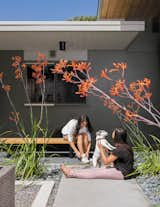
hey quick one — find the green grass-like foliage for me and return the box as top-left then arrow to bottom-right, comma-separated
119,116 -> 160,176
0,120 -> 53,180
135,150 -> 160,176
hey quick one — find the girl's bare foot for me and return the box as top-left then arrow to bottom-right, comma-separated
60,164 -> 71,177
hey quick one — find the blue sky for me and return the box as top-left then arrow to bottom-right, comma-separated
0,0 -> 98,21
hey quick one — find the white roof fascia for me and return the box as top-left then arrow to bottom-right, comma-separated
0,21 -> 145,32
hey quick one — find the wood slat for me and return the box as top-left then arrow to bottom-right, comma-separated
99,0 -> 160,20
0,138 -> 70,145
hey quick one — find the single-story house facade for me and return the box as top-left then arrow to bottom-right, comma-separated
0,0 -> 160,138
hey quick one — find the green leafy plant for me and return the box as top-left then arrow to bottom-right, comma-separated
134,149 -> 160,176
119,116 -> 160,176
0,127 -> 53,179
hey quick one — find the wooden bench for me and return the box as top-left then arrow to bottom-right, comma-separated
0,137 -> 74,157
0,137 -> 70,144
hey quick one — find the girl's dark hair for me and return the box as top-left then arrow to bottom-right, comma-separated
75,114 -> 93,136
113,128 -> 127,144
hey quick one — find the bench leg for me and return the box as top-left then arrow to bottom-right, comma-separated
69,146 -> 74,158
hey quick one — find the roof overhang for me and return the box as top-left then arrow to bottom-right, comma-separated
98,0 -> 160,20
0,21 -> 145,50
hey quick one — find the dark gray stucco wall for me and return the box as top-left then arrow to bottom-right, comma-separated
0,32 -> 160,139
0,50 -> 25,134
87,32 -> 160,137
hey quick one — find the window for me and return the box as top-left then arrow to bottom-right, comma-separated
27,64 -> 86,104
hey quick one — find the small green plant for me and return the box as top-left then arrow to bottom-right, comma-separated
119,116 -> 160,176
135,150 -> 160,176
1,127 -> 54,179
4,121 -> 51,179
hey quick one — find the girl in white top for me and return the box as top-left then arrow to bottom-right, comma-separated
61,115 -> 93,163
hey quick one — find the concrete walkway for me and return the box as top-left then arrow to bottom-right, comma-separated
53,176 -> 151,207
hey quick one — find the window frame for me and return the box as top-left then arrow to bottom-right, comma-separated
24,61 -> 87,106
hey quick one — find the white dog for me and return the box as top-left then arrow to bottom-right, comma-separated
92,130 -> 116,167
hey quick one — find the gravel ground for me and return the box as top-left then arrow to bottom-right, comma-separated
136,174 -> 160,205
15,184 -> 41,207
134,152 -> 160,206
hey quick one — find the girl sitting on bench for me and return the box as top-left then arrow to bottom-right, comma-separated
61,114 -> 93,163
61,128 -> 134,180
